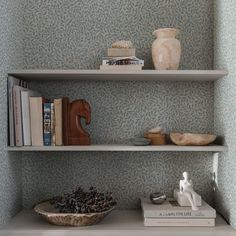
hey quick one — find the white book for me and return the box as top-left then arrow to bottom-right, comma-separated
13,85 -> 28,146
141,198 -> 216,218
100,65 -> 143,71
144,217 -> 215,227
29,97 -> 44,146
21,90 -> 40,146
8,76 -> 20,146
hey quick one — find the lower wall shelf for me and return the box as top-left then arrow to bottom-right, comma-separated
1,210 -> 234,236
6,144 -> 227,152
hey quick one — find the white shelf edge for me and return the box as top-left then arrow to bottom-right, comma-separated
6,144 -> 227,152
1,210 -> 234,236
8,69 -> 228,81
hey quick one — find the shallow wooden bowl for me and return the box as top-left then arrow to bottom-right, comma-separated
170,133 -> 217,146
34,201 -> 114,226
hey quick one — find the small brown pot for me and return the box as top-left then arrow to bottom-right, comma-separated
144,133 -> 166,145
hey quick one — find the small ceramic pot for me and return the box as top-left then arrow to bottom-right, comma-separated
152,28 -> 181,70
150,192 -> 167,204
144,133 -> 166,145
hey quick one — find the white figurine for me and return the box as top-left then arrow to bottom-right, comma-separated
174,172 -> 202,211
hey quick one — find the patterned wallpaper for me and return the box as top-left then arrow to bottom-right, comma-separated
3,0 -> 236,228
0,0 -> 24,226
23,0 -> 213,70
214,0 -> 236,228
21,0 -> 215,209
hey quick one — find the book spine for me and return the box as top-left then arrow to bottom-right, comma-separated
102,59 -> 144,66
100,65 -> 143,71
13,86 -> 23,146
143,210 -> 216,218
54,99 -> 63,146
144,218 -> 215,227
51,103 -> 56,146
43,103 -> 51,146
30,97 -> 43,146
62,97 -> 69,145
21,91 -> 31,146
8,76 -> 20,146
107,48 -> 135,57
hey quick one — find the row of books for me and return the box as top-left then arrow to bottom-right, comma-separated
141,197 -> 216,227
8,76 -> 64,146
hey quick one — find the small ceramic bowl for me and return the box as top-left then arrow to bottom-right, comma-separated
131,138 -> 151,146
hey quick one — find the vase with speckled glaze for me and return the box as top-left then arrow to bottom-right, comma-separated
152,28 -> 181,70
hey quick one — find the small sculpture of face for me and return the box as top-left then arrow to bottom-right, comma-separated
183,171 -> 189,179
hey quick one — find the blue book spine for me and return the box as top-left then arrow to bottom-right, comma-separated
43,103 -> 51,146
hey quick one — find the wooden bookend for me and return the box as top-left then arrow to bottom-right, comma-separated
63,98 -> 91,145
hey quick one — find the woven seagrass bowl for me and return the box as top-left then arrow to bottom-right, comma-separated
34,201 -> 114,226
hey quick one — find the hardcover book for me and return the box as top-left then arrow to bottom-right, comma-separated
51,103 -> 56,146
8,76 -> 20,146
144,217 -> 215,227
43,103 -> 51,146
102,56 -> 144,66
21,89 -> 40,146
62,97 -> 69,145
100,65 -> 143,71
141,198 -> 216,218
29,97 -> 45,146
13,85 -> 28,146
54,98 -> 63,146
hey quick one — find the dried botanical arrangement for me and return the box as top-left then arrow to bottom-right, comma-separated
50,186 -> 116,213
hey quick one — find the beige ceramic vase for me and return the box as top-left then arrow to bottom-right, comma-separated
152,28 -> 181,70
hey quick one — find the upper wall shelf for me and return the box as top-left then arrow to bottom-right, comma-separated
6,144 -> 227,152
9,70 -> 228,81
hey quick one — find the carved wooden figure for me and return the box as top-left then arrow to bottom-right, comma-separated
62,98 -> 91,145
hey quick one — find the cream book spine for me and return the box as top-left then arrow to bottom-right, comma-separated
21,90 -> 40,146
29,97 -> 43,146
13,85 -> 27,146
54,98 -> 63,146
144,218 -> 215,227
107,48 -> 135,57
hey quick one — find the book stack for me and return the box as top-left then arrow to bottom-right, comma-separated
141,198 -> 216,227
100,47 -> 144,71
8,76 -> 63,147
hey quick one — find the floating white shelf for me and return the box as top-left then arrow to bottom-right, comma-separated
6,144 -> 227,152
9,69 -> 227,81
1,210 -> 234,236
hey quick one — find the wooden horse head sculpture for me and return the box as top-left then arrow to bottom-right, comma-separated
62,98 -> 91,145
